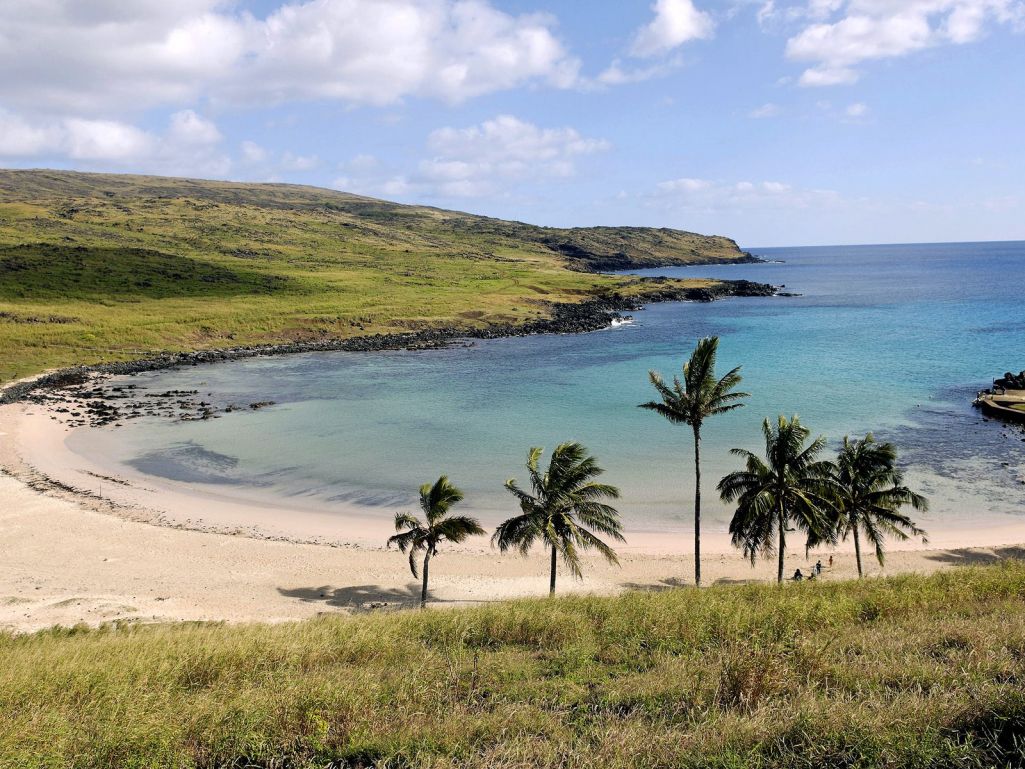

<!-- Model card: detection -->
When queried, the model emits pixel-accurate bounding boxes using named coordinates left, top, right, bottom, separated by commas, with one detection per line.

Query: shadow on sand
left=925, top=545, right=1025, bottom=566
left=277, top=583, right=424, bottom=612
left=619, top=577, right=692, bottom=592
left=277, top=584, right=504, bottom=612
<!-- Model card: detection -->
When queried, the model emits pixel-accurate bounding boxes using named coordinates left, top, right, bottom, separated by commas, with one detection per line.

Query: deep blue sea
left=70, top=241, right=1025, bottom=533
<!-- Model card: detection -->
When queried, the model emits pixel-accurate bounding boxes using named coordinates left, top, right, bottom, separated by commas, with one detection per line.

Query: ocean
left=68, top=241, right=1025, bottom=533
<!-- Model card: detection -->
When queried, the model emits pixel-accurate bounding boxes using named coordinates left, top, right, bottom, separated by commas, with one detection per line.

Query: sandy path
left=2, top=400, right=1025, bottom=633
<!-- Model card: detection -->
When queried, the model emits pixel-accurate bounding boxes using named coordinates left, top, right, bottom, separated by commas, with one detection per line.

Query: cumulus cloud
left=845, top=101, right=869, bottom=116
left=0, top=0, right=582, bottom=113
left=654, top=176, right=841, bottom=211
left=0, top=109, right=229, bottom=175
left=333, top=115, right=610, bottom=199
left=62, top=119, right=157, bottom=161
left=0, top=110, right=63, bottom=156
left=785, top=0, right=1025, bottom=86
left=630, top=0, right=716, bottom=57
left=168, top=110, right=222, bottom=145
left=417, top=115, right=610, bottom=196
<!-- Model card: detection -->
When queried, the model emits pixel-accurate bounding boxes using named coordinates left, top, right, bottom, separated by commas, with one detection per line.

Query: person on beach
left=793, top=569, right=804, bottom=582
left=829, top=555, right=834, bottom=569
left=815, top=560, right=823, bottom=575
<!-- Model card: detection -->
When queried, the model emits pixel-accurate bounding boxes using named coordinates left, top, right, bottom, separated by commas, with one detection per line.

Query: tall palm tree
left=718, top=415, right=836, bottom=583
left=640, top=336, right=748, bottom=586
left=494, top=442, right=623, bottom=595
left=387, top=476, right=485, bottom=608
left=831, top=434, right=929, bottom=577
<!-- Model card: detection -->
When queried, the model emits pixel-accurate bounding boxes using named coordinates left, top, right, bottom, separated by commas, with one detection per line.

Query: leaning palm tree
left=831, top=434, right=928, bottom=578
left=387, top=476, right=485, bottom=608
left=494, top=442, right=623, bottom=595
left=640, top=336, right=747, bottom=586
left=718, top=415, right=837, bottom=583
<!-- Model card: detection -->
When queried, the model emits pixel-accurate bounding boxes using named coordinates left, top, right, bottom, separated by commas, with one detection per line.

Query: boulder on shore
left=994, top=370, right=1025, bottom=390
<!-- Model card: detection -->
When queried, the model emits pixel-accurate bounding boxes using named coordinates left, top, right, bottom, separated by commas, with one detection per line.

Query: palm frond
left=433, top=515, right=486, bottom=543
left=494, top=442, right=623, bottom=583
left=831, top=433, right=929, bottom=568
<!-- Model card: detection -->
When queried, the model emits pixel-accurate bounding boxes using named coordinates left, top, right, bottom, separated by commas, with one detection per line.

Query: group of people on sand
left=793, top=554, right=834, bottom=582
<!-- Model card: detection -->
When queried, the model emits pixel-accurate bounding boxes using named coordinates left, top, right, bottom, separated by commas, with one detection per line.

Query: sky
left=0, top=0, right=1023, bottom=246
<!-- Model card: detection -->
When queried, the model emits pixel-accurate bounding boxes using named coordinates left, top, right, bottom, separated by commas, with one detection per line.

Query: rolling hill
left=0, top=169, right=759, bottom=382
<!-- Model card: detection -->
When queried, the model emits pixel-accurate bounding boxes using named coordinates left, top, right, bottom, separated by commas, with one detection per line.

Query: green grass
left=0, top=169, right=749, bottom=383
left=3, top=563, right=1025, bottom=768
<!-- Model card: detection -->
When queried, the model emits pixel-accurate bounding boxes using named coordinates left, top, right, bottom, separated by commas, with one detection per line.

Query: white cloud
left=845, top=101, right=869, bottom=116
left=798, top=66, right=860, bottom=86
left=757, top=0, right=778, bottom=27
left=654, top=176, right=841, bottom=211
left=0, top=110, right=63, bottom=156
left=63, top=119, right=157, bottom=161
left=786, top=0, right=1024, bottom=86
left=594, top=57, right=682, bottom=86
left=347, top=154, right=378, bottom=172
left=0, top=0, right=581, bottom=113
left=334, top=115, right=610, bottom=199
left=0, top=2, right=245, bottom=114
left=657, top=177, right=713, bottom=193
left=240, top=140, right=268, bottom=163
left=418, top=115, right=610, bottom=196
left=749, top=102, right=783, bottom=118
left=426, top=115, right=609, bottom=165
left=0, top=109, right=230, bottom=176
left=280, top=151, right=319, bottom=171
left=630, top=0, right=716, bottom=57
left=168, top=109, right=222, bottom=145
left=380, top=177, right=413, bottom=196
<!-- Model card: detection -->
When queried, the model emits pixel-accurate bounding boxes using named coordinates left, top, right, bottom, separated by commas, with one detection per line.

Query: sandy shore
left=2, top=398, right=1025, bottom=633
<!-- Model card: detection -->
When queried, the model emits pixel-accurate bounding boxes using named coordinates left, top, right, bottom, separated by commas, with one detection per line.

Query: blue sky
left=1, top=0, right=1023, bottom=246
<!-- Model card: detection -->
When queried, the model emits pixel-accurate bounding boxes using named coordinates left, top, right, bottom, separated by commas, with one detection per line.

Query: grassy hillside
left=2, top=563, right=1024, bottom=768
left=0, top=169, right=754, bottom=383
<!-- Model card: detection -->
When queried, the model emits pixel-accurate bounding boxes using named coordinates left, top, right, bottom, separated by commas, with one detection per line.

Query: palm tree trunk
left=853, top=525, right=864, bottom=578
left=420, top=551, right=431, bottom=609
left=693, top=425, right=702, bottom=587
left=777, top=506, right=786, bottom=584
left=549, top=545, right=558, bottom=596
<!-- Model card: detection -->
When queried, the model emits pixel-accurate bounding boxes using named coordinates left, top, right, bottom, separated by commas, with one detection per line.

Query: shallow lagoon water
left=69, top=241, right=1025, bottom=532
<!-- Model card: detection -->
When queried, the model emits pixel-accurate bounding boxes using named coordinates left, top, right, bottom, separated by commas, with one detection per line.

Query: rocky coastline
left=1, top=278, right=778, bottom=415
left=994, top=371, right=1025, bottom=390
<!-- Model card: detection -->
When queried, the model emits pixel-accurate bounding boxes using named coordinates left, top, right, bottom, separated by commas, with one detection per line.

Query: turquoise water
left=70, top=241, right=1025, bottom=532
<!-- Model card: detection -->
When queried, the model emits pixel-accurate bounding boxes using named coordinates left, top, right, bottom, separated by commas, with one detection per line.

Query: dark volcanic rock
left=994, top=371, right=1025, bottom=390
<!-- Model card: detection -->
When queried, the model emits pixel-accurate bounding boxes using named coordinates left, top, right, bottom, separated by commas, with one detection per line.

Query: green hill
left=2, top=563, right=1024, bottom=768
left=0, top=169, right=756, bottom=382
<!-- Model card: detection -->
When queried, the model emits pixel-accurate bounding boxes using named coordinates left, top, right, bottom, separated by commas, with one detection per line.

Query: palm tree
left=831, top=434, right=928, bottom=577
left=640, top=336, right=747, bottom=586
left=494, top=442, right=623, bottom=595
left=718, top=415, right=836, bottom=583
left=387, top=476, right=485, bottom=608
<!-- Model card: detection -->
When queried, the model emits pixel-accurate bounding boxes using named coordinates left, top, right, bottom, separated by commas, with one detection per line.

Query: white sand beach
left=2, top=399, right=1024, bottom=634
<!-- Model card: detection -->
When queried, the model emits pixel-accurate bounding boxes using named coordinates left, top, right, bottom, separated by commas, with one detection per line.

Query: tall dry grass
left=2, top=563, right=1025, bottom=767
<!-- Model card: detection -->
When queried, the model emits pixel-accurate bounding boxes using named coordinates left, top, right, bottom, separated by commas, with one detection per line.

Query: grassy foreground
left=0, top=169, right=750, bottom=383
left=3, top=563, right=1025, bottom=768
